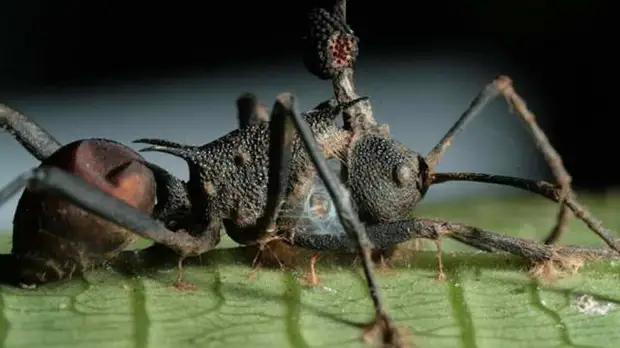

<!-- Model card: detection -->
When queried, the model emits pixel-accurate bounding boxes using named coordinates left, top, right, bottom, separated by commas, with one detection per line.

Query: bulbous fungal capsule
left=302, top=7, right=359, bottom=80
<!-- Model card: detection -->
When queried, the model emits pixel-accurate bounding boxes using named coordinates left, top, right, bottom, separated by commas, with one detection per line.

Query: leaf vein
left=528, top=281, right=597, bottom=348
left=284, top=273, right=309, bottom=348
left=130, top=277, right=149, bottom=348
left=0, top=287, right=10, bottom=347
left=447, top=271, right=477, bottom=348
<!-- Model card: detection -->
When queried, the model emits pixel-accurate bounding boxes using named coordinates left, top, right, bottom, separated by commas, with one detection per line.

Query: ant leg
left=252, top=95, right=372, bottom=275
left=424, top=78, right=504, bottom=168
left=255, top=93, right=297, bottom=238
left=247, top=248, right=264, bottom=280
left=283, top=93, right=401, bottom=346
left=297, top=252, right=322, bottom=287
left=431, top=172, right=620, bottom=254
left=433, top=240, right=446, bottom=281
left=1, top=103, right=62, bottom=161
left=292, top=217, right=620, bottom=280
left=494, top=76, right=572, bottom=245
left=240, top=93, right=298, bottom=276
left=0, top=166, right=214, bottom=258
left=236, top=92, right=270, bottom=129
left=422, top=218, right=618, bottom=279
left=425, top=76, right=573, bottom=245
left=307, top=252, right=321, bottom=286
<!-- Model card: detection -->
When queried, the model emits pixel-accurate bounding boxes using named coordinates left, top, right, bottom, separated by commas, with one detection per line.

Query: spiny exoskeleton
left=0, top=95, right=375, bottom=286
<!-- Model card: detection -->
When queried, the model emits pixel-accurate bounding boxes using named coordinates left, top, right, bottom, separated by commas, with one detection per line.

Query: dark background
left=0, top=1, right=617, bottom=208
left=2, top=0, right=616, bottom=188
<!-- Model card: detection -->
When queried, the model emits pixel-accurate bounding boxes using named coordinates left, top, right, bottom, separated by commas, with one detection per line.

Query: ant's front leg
left=425, top=219, right=620, bottom=279
left=431, top=172, right=620, bottom=254
left=291, top=217, right=620, bottom=281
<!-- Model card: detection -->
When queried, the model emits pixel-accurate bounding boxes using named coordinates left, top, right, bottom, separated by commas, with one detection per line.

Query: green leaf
left=1, top=193, right=620, bottom=348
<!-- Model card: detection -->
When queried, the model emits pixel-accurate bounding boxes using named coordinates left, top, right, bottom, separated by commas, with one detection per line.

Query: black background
left=1, top=0, right=617, bottom=189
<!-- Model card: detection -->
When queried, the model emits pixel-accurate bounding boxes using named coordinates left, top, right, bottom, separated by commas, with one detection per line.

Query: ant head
left=347, top=133, right=429, bottom=224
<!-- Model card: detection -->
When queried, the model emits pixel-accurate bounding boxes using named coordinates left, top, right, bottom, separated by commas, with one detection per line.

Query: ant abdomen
left=10, top=138, right=156, bottom=285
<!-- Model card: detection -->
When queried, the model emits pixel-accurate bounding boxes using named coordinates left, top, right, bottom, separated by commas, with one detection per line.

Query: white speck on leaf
left=573, top=294, right=617, bottom=315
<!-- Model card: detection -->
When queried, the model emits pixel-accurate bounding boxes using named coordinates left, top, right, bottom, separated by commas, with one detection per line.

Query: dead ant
left=1, top=1, right=619, bottom=347
left=3, top=86, right=619, bottom=346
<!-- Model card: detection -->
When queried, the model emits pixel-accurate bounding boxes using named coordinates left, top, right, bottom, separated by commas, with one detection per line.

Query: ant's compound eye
left=393, top=163, right=413, bottom=187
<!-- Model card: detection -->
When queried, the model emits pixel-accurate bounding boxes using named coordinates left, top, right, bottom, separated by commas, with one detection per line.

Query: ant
left=1, top=1, right=619, bottom=347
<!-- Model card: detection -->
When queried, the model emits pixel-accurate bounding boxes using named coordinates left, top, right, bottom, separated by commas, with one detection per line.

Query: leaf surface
left=1, top=193, right=620, bottom=348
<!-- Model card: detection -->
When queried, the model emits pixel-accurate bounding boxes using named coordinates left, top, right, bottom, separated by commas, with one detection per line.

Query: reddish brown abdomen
left=11, top=138, right=156, bottom=285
